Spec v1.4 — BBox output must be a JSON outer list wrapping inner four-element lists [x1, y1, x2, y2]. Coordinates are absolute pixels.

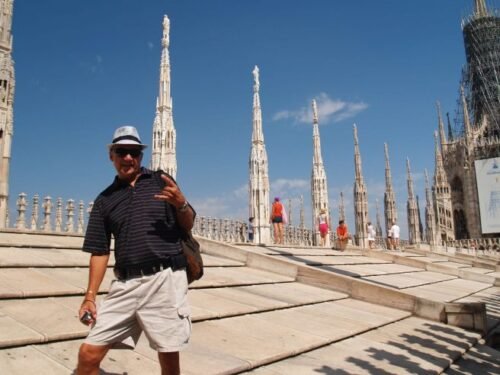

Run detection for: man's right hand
[[79, 299, 97, 325]]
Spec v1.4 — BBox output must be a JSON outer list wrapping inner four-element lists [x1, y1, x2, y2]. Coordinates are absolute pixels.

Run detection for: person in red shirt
[[270, 197, 285, 244], [335, 220, 349, 251]]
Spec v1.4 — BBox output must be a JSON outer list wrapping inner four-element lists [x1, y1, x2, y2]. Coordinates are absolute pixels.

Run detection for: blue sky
[[8, 0, 492, 237]]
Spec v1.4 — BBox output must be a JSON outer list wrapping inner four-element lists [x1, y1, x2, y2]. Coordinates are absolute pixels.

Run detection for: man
[[390, 220, 400, 250], [77, 126, 194, 375]]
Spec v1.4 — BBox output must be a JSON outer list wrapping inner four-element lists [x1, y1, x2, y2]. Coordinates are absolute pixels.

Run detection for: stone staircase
[[0, 231, 499, 374]]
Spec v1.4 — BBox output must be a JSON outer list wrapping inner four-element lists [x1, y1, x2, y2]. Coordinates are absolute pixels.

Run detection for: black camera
[[80, 311, 93, 325]]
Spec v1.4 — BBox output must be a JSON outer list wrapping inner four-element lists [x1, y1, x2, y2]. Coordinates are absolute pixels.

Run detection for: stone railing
[[193, 216, 314, 246], [192, 216, 247, 243], [447, 238, 500, 257], [4, 193, 316, 246], [5, 193, 92, 234]]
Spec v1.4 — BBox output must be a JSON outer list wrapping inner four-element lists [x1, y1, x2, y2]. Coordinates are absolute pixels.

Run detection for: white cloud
[[272, 93, 368, 124], [271, 178, 309, 191]]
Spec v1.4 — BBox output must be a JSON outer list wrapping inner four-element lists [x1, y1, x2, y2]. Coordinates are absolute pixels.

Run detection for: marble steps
[[362, 248, 500, 285], [0, 281, 347, 350], [0, 298, 413, 375], [246, 316, 485, 375], [0, 246, 243, 268]]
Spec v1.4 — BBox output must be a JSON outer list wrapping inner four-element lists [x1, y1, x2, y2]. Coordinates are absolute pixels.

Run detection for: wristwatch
[[177, 201, 189, 212]]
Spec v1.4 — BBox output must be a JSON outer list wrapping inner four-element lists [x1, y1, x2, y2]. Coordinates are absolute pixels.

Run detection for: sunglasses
[[113, 148, 142, 158]]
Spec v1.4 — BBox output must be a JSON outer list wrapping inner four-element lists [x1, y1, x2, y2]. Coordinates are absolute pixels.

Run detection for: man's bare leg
[[158, 351, 180, 375], [77, 343, 110, 375]]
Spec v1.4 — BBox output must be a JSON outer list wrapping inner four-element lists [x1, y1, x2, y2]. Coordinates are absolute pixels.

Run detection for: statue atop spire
[[311, 99, 330, 246], [150, 15, 177, 178], [253, 65, 260, 93]]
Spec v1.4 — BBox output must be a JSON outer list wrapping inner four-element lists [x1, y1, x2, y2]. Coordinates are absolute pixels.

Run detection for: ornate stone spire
[[0, 0, 14, 228], [299, 194, 305, 229], [339, 191, 345, 222], [383, 143, 397, 236], [311, 99, 330, 246], [150, 15, 177, 178], [433, 131, 455, 243], [249, 66, 270, 244], [353, 124, 369, 247], [446, 112, 454, 142], [474, 0, 488, 17], [406, 158, 421, 244], [424, 169, 437, 245], [375, 198, 383, 237], [460, 85, 472, 141], [436, 101, 447, 150]]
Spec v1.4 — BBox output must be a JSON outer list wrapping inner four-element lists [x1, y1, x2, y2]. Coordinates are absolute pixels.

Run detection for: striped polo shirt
[[83, 168, 188, 268]]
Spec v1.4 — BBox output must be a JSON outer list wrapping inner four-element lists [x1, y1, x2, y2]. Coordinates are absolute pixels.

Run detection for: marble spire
[[436, 101, 447, 151], [383, 143, 397, 236], [248, 66, 270, 244], [375, 198, 383, 237], [150, 15, 177, 178], [311, 99, 330, 246], [424, 169, 437, 245], [474, 0, 488, 17], [0, 0, 14, 228], [460, 85, 472, 142], [353, 124, 369, 248], [406, 158, 421, 244], [433, 131, 455, 243], [446, 112, 454, 142], [339, 191, 346, 223]]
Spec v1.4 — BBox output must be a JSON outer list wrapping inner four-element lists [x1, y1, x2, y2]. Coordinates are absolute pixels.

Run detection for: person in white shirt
[[367, 222, 375, 249], [390, 221, 400, 250]]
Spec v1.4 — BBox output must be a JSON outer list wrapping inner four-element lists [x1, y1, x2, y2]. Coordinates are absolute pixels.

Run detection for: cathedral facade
[[439, 0, 500, 240]]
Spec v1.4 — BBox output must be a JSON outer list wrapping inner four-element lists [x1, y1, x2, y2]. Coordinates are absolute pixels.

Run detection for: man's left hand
[[154, 174, 186, 209]]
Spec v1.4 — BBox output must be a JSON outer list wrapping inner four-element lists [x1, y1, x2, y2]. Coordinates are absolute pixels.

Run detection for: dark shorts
[[272, 216, 283, 223]]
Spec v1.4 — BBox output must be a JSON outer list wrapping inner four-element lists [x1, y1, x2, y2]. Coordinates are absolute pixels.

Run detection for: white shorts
[[84, 267, 191, 352]]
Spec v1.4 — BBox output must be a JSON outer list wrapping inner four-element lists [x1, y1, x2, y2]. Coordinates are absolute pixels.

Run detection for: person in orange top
[[335, 220, 349, 251], [270, 197, 285, 244]]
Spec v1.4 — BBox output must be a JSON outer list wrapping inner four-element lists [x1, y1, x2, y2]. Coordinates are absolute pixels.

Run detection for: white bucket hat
[[108, 126, 148, 149]]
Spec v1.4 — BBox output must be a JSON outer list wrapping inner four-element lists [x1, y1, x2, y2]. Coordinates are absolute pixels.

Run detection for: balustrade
[[6, 193, 317, 246]]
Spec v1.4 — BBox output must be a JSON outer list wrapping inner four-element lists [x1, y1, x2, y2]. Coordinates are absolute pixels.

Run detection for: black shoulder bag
[[154, 170, 203, 284]]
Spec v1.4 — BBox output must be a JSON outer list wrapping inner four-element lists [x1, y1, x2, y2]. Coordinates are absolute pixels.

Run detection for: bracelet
[[83, 299, 96, 306]]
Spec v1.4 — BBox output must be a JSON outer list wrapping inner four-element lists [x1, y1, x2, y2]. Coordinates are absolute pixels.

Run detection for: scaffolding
[[456, 4, 500, 138]]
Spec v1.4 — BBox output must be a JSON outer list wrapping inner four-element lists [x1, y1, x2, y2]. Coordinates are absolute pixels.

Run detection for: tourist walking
[[390, 220, 401, 250], [387, 228, 393, 250], [248, 217, 254, 243], [270, 197, 285, 244], [317, 208, 329, 247], [77, 126, 195, 375], [335, 220, 349, 251], [367, 221, 375, 249]]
